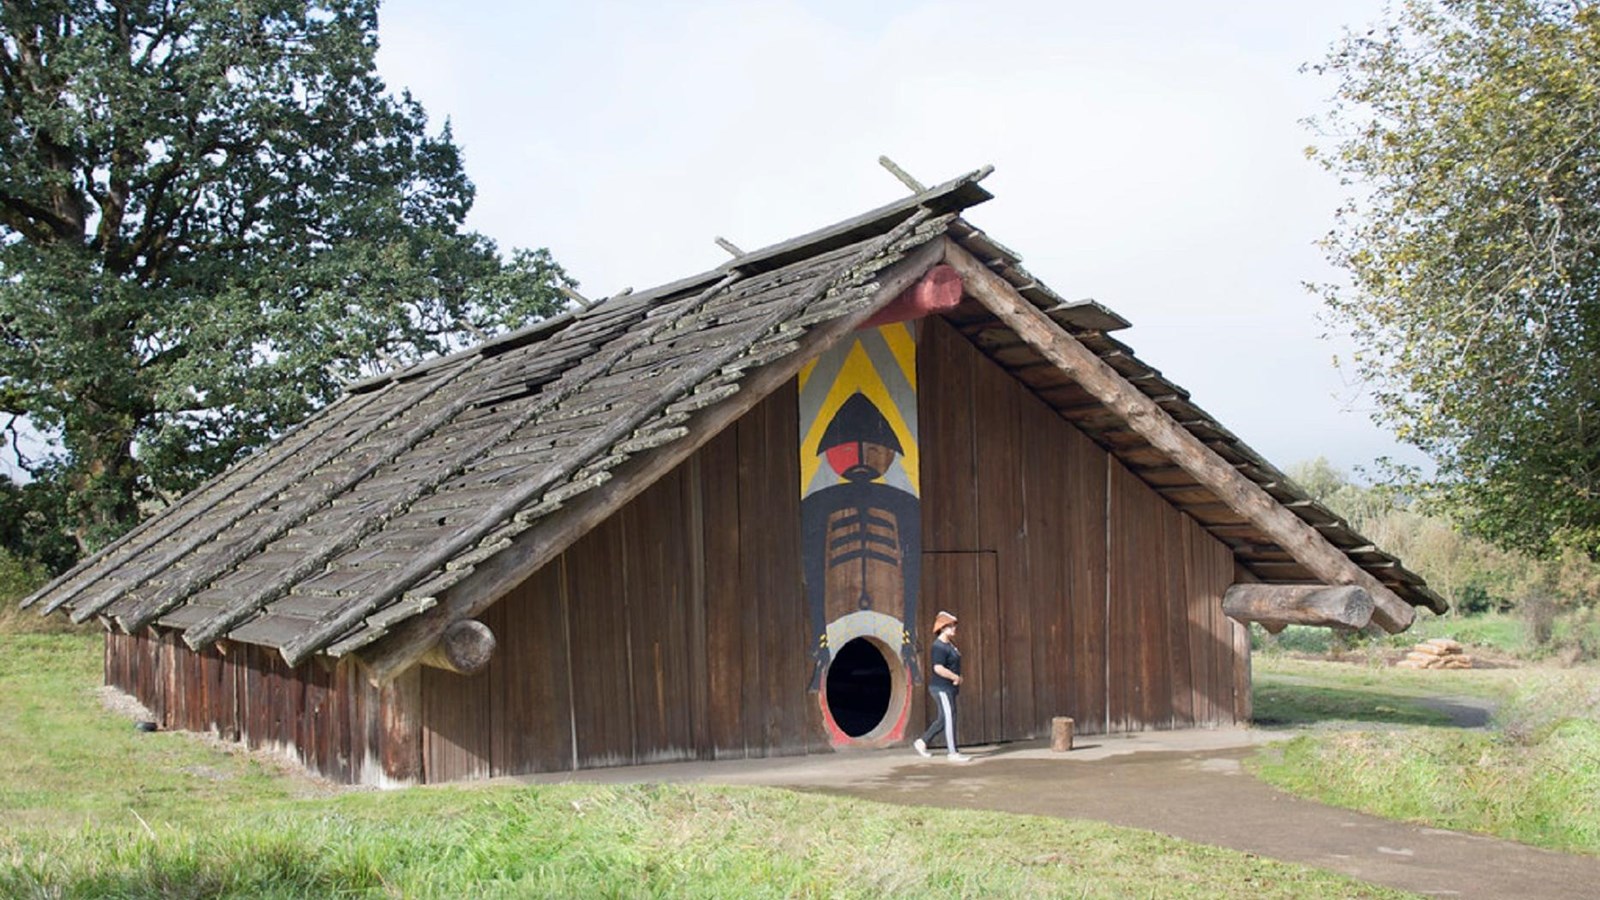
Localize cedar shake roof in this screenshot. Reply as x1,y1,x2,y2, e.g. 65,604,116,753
25,169,1445,671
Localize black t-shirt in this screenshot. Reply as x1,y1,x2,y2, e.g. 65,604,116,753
929,639,961,694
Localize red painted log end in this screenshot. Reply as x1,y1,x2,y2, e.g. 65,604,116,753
860,264,963,329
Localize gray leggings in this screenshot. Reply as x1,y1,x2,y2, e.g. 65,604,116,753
919,689,958,753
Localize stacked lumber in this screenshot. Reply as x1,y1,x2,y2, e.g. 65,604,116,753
1395,637,1473,670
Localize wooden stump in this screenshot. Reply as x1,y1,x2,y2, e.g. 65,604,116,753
1051,716,1074,752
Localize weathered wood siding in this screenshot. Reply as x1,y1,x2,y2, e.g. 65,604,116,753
415,382,815,782
105,629,388,784
102,312,1248,784
917,316,1245,738
420,316,1245,780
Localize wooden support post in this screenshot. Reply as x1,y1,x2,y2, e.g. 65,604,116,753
1051,716,1074,752
379,667,422,786
942,236,1417,634
1222,584,1374,634
418,619,496,676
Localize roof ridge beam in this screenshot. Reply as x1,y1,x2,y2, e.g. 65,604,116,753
942,236,1417,633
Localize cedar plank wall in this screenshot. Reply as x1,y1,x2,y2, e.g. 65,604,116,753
105,630,381,783
101,385,818,785
917,316,1244,737
415,382,813,782
103,314,1248,785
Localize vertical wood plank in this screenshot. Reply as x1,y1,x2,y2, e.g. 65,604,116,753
486,562,574,776
380,666,422,785
1163,509,1194,727
621,468,696,764
919,316,981,553
241,647,260,751
736,402,768,757
971,341,1034,740
421,663,492,783
301,659,326,775
1226,565,1254,725
737,382,808,757
699,426,746,759
1019,386,1069,735
1145,496,1175,728
356,661,381,785
1232,612,1253,724
262,645,280,750
1183,524,1216,725
1205,557,1228,725
564,515,636,768
915,317,971,740
1070,434,1109,735
683,453,712,758
1105,465,1132,731
160,630,178,730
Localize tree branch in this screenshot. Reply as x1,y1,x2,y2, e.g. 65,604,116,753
0,192,71,242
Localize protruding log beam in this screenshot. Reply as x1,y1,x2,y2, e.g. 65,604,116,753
1222,584,1375,634
943,236,1417,633
418,619,497,675
861,263,963,328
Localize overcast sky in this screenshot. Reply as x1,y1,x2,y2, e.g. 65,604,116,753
0,1,1421,486
383,0,1418,479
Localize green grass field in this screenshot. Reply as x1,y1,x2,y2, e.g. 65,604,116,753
1254,613,1529,660
0,630,1407,899
1251,656,1600,855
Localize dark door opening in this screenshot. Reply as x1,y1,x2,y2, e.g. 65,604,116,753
824,637,893,738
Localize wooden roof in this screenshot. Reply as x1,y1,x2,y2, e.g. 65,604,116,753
24,169,1443,672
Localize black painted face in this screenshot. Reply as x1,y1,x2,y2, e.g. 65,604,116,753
818,393,902,483
826,440,897,482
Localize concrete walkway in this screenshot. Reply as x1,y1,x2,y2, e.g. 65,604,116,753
511,728,1600,899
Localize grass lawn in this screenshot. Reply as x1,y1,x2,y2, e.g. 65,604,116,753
1401,612,1528,652
1252,654,1523,725
1,631,1408,899
1251,656,1600,856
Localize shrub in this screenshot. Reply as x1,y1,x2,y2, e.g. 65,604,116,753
1494,672,1600,746
1251,624,1337,655
1523,595,1558,648
0,547,42,601
1550,608,1600,664
0,549,88,636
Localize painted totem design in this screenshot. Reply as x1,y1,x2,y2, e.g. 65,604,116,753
799,322,920,743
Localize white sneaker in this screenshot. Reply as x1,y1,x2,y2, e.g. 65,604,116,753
946,752,971,762
912,739,931,758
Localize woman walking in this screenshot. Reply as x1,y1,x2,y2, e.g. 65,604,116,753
913,611,970,761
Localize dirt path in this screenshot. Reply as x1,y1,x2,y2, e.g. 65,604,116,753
811,743,1599,900
517,725,1600,899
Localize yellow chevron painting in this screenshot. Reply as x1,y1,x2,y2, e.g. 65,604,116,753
799,322,921,748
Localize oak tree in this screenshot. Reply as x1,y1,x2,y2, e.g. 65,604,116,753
1311,0,1600,558
0,0,569,560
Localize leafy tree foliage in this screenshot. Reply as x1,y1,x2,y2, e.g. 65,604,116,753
0,472,76,574
1288,457,1600,618
0,0,570,561
1309,0,1600,558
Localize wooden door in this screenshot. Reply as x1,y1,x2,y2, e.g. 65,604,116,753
919,551,1001,746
